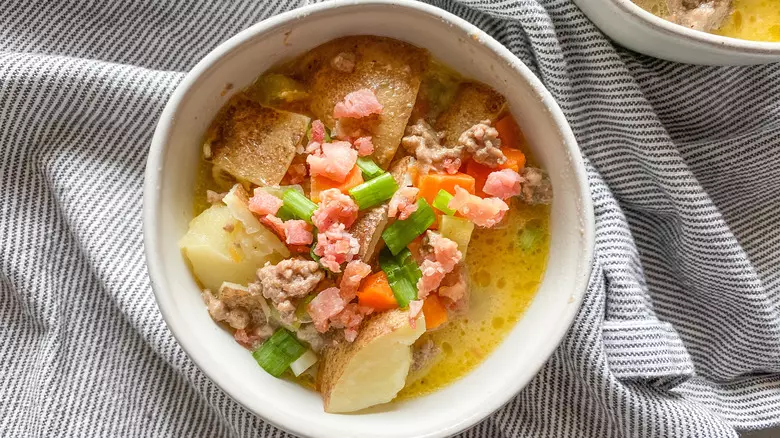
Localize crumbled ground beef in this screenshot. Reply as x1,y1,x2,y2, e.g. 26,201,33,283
519,167,552,205
253,259,324,324
206,189,226,204
669,0,731,32
401,119,463,174
410,339,441,373
457,119,505,168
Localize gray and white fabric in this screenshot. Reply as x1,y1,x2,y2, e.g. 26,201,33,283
2,0,778,436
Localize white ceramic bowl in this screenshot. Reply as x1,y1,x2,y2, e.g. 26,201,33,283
574,0,780,65
143,1,595,437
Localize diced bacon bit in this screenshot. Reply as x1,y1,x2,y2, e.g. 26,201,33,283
417,259,447,300
408,300,424,329
448,185,509,228
428,230,462,272
310,119,326,143
283,220,314,246
313,223,360,273
339,260,372,302
307,141,358,183
353,136,374,157
388,186,420,220
438,265,467,303
312,188,359,231
329,303,368,342
248,189,283,216
260,214,287,241
415,231,462,299
308,287,346,332
333,88,383,119
234,325,274,350
483,169,523,200
308,288,372,341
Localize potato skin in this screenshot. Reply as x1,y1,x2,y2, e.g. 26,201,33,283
317,309,421,411
292,36,429,168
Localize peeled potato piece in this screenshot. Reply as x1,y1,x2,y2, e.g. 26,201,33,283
205,94,310,187
318,310,426,413
435,81,507,147
293,36,428,168
179,205,288,291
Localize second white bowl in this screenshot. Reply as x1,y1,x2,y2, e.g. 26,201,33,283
574,0,780,65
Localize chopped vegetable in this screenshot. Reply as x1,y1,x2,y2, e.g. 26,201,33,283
295,294,316,323
500,147,526,173
252,328,307,377
465,160,493,197
276,205,296,221
495,115,525,149
348,172,398,210
311,165,364,203
357,271,399,311
422,294,448,330
518,219,544,251
379,249,418,308
432,189,456,216
396,248,422,285
418,173,476,206
439,215,475,258
356,156,385,180
282,189,318,223
290,349,319,377
382,198,436,255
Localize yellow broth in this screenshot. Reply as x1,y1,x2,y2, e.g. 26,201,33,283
633,0,780,42
715,0,780,42
397,202,550,399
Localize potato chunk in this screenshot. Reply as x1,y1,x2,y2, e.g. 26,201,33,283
435,82,506,147
179,205,288,291
294,36,428,168
205,94,309,187
318,309,425,413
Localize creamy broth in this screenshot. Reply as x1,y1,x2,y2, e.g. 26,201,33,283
398,202,550,399
634,0,780,42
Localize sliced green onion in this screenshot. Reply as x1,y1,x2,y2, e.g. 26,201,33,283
518,220,544,252
396,248,422,284
283,189,317,223
276,205,296,221
440,215,475,258
432,189,456,216
356,157,385,180
348,172,398,210
382,198,436,255
295,294,316,323
290,349,318,377
379,249,417,308
252,328,306,377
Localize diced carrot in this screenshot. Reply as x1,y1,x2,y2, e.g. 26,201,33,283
407,235,424,257
310,165,364,203
418,172,476,208
465,160,493,197
495,115,525,149
500,147,526,172
422,294,448,330
357,271,399,311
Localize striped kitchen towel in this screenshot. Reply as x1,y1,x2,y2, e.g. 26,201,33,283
1,0,779,437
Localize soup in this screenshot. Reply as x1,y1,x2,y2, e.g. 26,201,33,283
180,35,551,413
634,0,780,42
